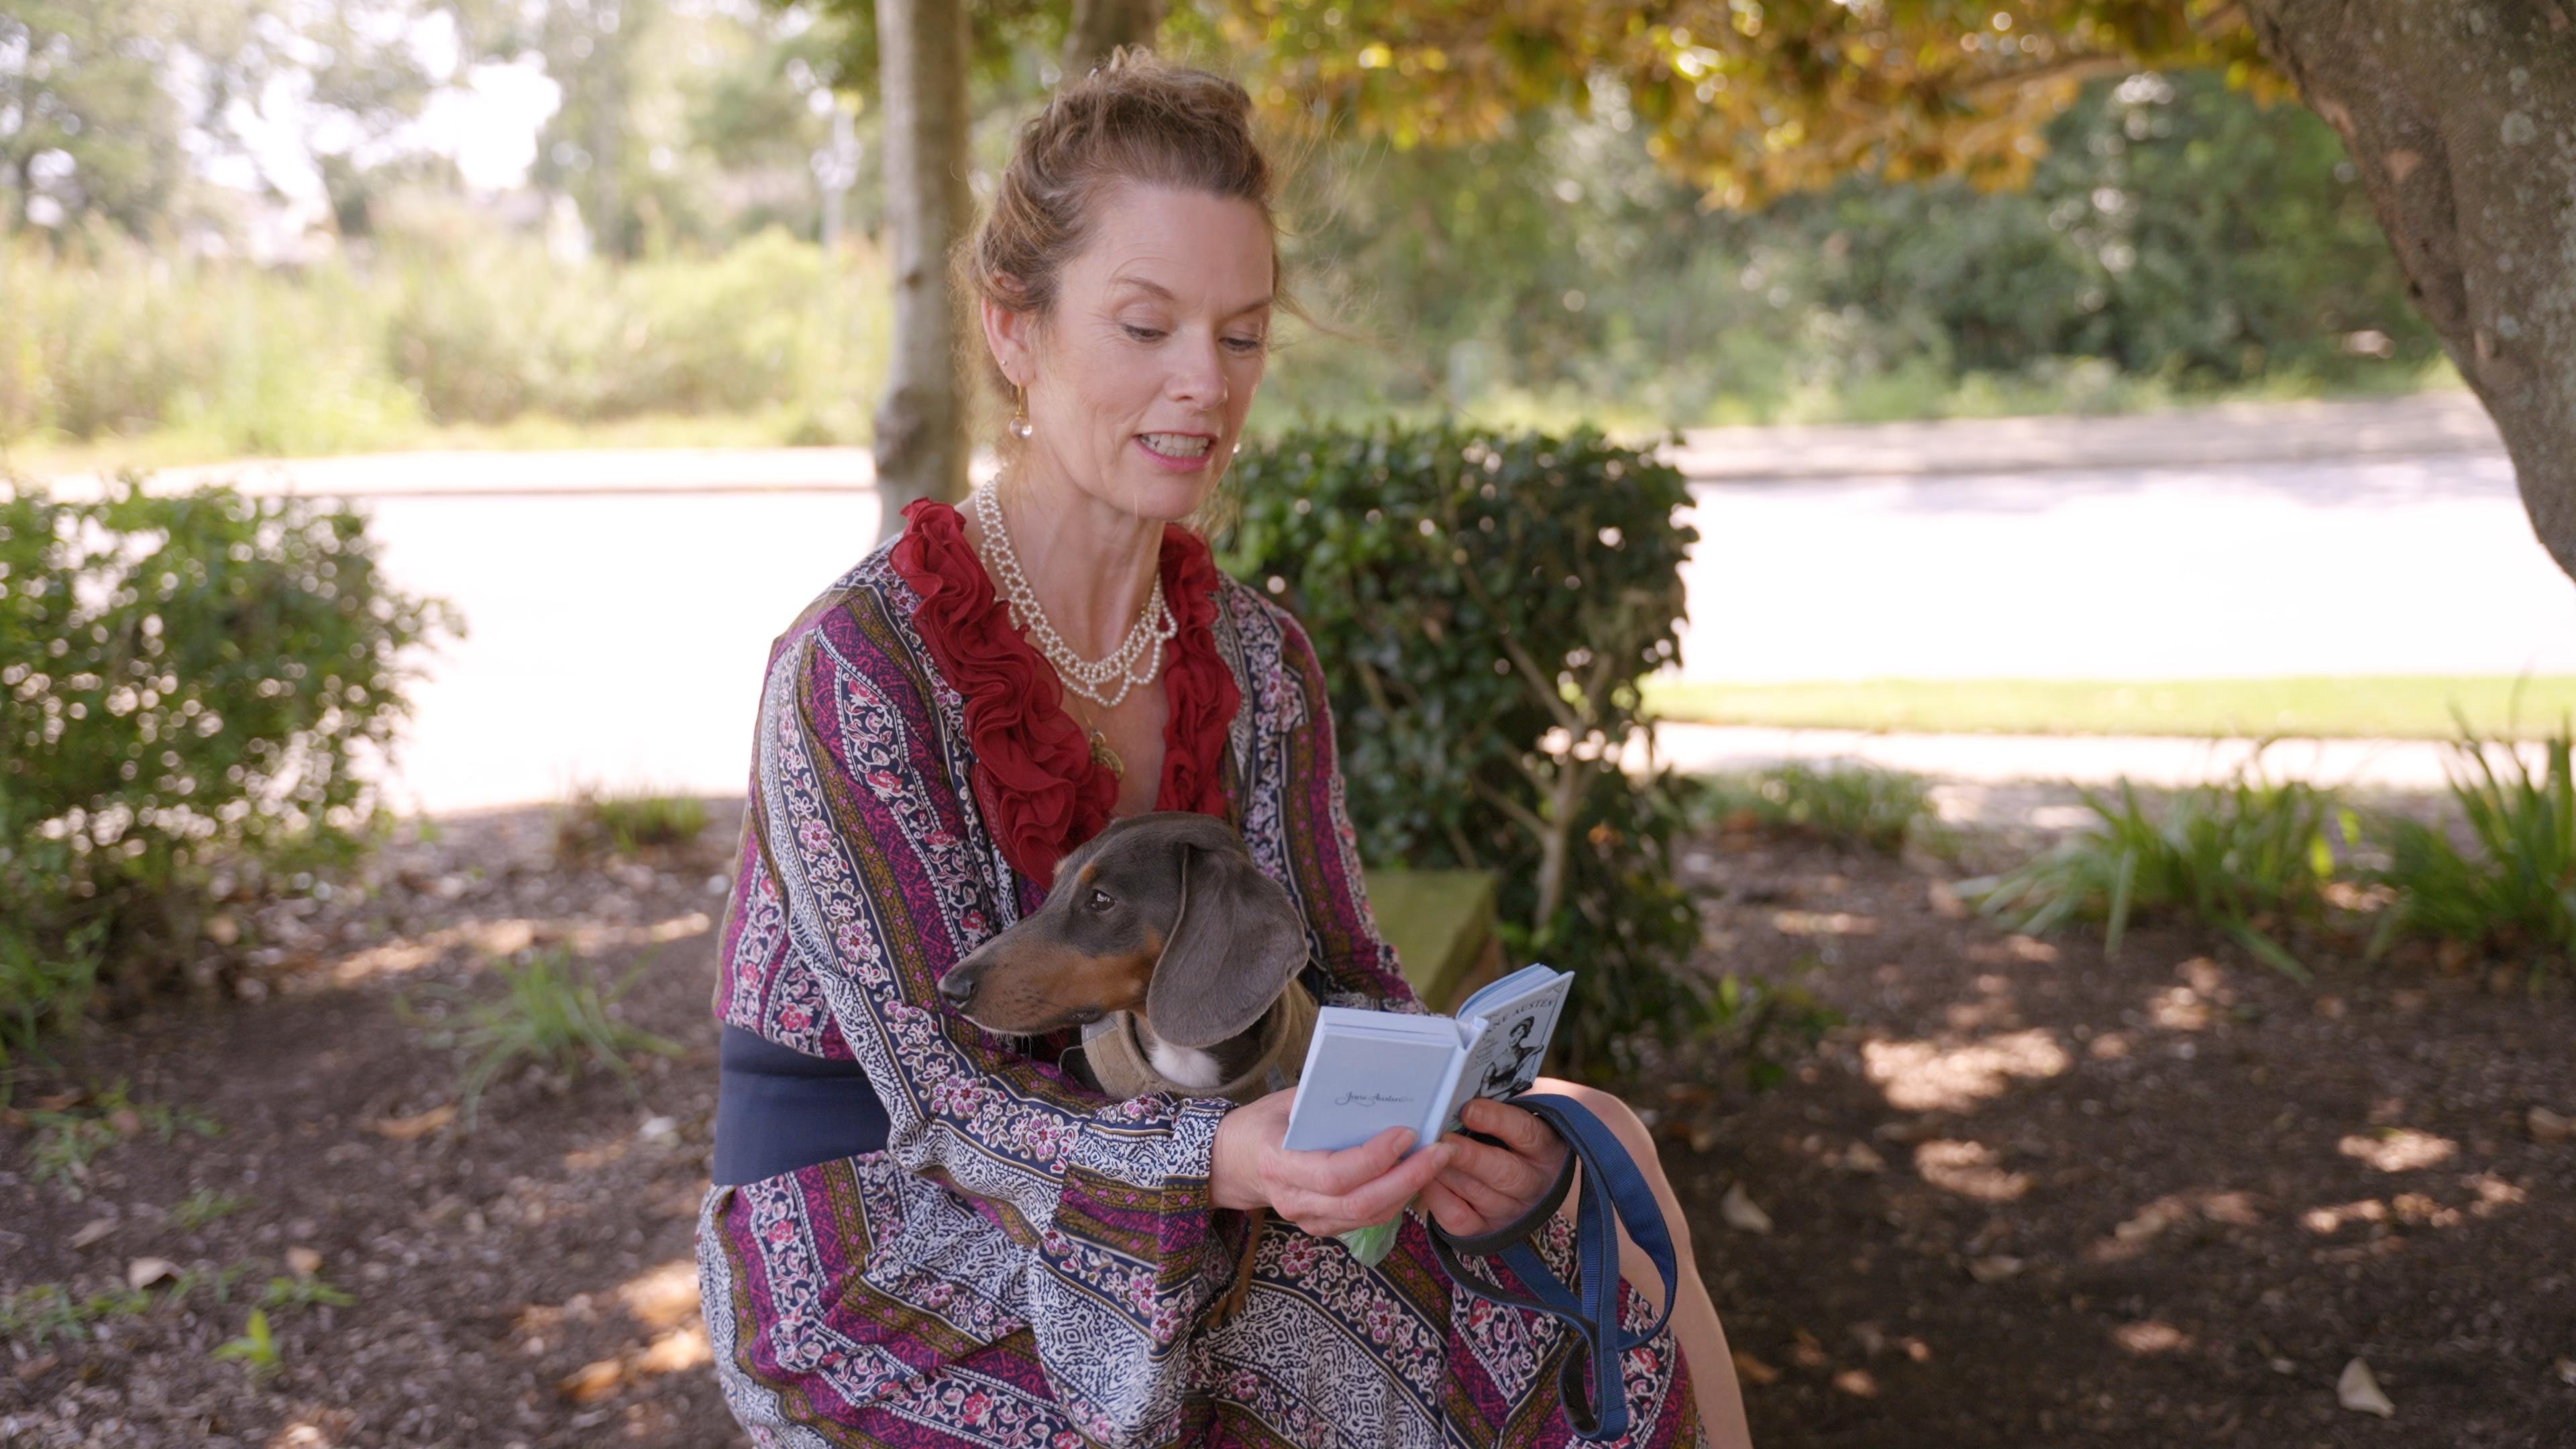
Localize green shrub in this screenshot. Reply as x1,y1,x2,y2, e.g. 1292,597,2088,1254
2369,718,2575,973
0,473,461,1052
1220,421,1704,1076
449,945,682,1124
0,227,890,456
553,782,711,861
1961,759,2349,980
1684,762,1937,855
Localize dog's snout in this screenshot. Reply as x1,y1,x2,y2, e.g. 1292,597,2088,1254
936,962,980,1010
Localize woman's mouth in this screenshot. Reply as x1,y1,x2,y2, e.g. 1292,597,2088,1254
1136,432,1214,470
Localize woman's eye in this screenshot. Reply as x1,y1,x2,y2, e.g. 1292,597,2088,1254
1121,324,1165,341
1224,335,1265,354
1087,889,1114,912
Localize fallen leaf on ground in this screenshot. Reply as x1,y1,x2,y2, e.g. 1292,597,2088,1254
1833,1368,1880,1398
68,1219,117,1250
1719,1183,1774,1234
1789,1328,1830,1371
368,1105,456,1140
286,1246,323,1277
126,1257,178,1290
2554,1356,2575,1387
2528,1106,2571,1144
1968,1254,2025,1283
1839,1142,1888,1173
557,1357,625,1404
2337,1357,2396,1417
15,1354,58,1381
1730,1350,1781,1386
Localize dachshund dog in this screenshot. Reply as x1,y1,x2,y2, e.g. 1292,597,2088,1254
938,810,1318,1322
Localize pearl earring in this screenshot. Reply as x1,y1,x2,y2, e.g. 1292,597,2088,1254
1008,381,1034,441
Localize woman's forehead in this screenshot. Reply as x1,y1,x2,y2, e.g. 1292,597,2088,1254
1071,186,1271,307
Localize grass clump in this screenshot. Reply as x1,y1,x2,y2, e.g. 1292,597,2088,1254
1961,758,2350,981
172,1187,253,1230
450,945,682,1123
553,783,710,861
2369,717,2575,976
258,1275,356,1312
1688,763,1938,855
23,1079,221,1198
211,1307,280,1381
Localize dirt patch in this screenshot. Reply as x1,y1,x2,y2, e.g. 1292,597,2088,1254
3,801,2571,1446
1,803,744,1447
1659,830,2576,1448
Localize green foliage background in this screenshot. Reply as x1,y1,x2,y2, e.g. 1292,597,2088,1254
0,476,460,1049
1220,422,1709,1075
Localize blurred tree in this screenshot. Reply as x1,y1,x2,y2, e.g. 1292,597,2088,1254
1063,0,1162,72
1,0,502,243
0,1,187,233
1180,0,2573,577
869,0,974,533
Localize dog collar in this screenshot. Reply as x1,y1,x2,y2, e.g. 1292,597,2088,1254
1081,984,1318,1106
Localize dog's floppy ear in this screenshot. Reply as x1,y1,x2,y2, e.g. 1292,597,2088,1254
1147,830,1311,1049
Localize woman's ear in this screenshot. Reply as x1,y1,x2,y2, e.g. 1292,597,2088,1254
981,292,1033,390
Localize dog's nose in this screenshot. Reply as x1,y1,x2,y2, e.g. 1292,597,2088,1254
936,965,979,1011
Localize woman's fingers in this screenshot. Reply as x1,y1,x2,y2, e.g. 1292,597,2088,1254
1282,1126,1415,1196
1432,1149,1528,1222
1418,1176,1492,1238
1462,1097,1566,1163
1275,1136,1452,1236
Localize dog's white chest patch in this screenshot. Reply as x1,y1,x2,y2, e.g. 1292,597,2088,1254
1145,1038,1228,1091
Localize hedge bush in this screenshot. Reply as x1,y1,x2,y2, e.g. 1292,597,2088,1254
0,474,461,1053
1220,422,1705,1075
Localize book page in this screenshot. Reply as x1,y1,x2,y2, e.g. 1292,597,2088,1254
1442,969,1571,1132
1283,1009,1467,1152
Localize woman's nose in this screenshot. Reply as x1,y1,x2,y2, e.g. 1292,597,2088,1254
1167,334,1228,407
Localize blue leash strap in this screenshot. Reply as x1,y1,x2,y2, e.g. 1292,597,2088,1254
1426,1092,1679,1442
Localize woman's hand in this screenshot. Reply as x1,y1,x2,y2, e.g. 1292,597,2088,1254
1419,1097,1572,1239
1212,1089,1456,1237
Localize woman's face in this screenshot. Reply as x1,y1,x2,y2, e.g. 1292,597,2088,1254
994,180,1272,523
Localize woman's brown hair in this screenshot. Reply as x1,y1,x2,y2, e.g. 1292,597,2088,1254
953,46,1332,517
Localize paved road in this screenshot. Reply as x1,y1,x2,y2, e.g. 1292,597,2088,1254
42,395,2570,815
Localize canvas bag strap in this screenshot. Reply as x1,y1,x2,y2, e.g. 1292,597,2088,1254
1426,1091,1680,1442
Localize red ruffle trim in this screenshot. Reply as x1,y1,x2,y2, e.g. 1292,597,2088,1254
889,496,1240,888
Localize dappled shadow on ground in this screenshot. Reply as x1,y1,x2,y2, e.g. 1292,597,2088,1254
1658,830,2574,1448
0,804,743,1446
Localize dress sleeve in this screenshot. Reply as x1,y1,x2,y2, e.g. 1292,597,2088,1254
1268,609,1425,1012
748,608,1233,1445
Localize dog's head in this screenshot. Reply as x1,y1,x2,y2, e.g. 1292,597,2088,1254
936,811,1310,1048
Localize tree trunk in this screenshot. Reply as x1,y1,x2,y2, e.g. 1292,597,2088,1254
1061,0,1165,75
2241,0,2576,584
871,0,973,541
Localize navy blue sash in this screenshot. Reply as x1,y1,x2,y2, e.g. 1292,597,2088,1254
1428,1093,1680,1442
710,1024,890,1187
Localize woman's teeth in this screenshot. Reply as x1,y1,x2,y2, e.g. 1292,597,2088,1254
1140,433,1212,458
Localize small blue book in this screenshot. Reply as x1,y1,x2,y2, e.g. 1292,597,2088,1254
1281,964,1573,1153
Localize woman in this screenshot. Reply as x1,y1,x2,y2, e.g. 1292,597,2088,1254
697,50,1754,1449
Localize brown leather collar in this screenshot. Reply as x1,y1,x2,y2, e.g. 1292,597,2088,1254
1082,983,1318,1105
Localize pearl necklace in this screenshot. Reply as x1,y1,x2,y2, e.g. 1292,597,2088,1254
971,484,1177,712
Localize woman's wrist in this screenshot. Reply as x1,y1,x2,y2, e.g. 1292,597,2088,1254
1209,1103,1272,1213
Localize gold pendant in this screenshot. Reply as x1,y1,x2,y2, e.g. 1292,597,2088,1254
1089,728,1124,779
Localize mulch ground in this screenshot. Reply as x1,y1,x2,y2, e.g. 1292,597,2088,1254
2,799,2569,1447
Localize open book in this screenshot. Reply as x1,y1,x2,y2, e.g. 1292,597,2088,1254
1281,964,1573,1153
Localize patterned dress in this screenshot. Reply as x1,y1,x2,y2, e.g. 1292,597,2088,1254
696,498,1702,1448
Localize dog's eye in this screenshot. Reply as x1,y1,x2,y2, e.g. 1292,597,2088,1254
1086,889,1114,913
